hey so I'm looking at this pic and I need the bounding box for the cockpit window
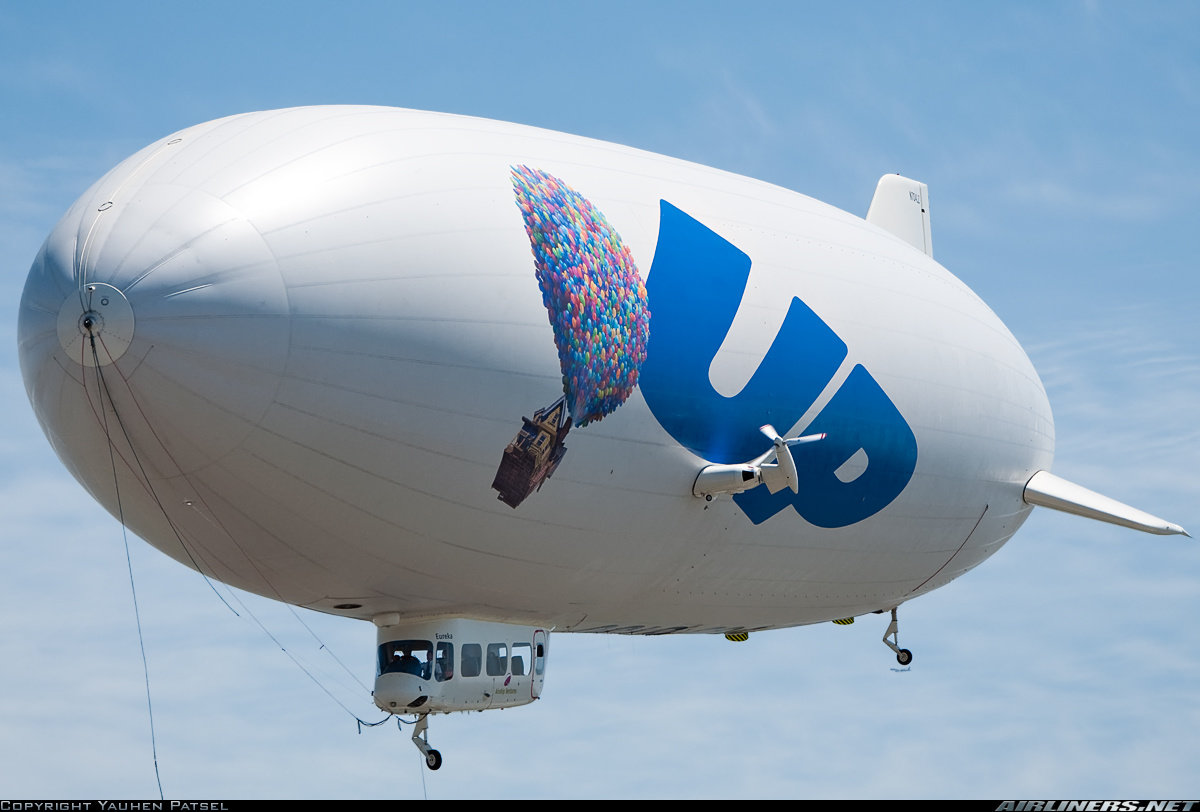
[378,639,433,679]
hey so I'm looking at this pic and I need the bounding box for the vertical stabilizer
[866,174,932,257]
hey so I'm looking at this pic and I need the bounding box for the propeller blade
[776,437,798,493]
[759,425,799,493]
[783,432,826,446]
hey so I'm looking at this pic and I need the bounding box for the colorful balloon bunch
[511,165,651,426]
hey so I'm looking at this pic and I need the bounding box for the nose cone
[18,136,291,508]
[373,672,433,711]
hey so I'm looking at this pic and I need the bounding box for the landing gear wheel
[410,713,443,770]
[881,607,915,666]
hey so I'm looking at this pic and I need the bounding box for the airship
[16,105,1187,770]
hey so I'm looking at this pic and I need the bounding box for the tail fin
[866,174,933,258]
[1023,471,1189,536]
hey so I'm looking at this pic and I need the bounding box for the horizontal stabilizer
[866,174,932,257]
[1023,471,1189,537]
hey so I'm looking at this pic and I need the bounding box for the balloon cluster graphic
[511,165,650,426]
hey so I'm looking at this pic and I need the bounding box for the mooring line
[89,333,164,800]
[85,327,384,728]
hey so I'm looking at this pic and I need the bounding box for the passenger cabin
[373,617,548,714]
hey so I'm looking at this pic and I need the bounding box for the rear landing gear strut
[411,713,442,770]
[882,607,913,666]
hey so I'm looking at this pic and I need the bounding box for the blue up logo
[639,201,918,528]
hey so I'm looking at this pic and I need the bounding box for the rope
[93,333,370,693]
[89,334,164,800]
[83,332,238,615]
[83,328,387,730]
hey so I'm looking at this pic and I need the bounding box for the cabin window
[486,642,508,676]
[535,642,546,676]
[461,643,482,678]
[434,642,454,682]
[510,642,532,676]
[378,640,433,679]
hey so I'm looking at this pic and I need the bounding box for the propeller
[692,426,826,500]
[759,425,826,494]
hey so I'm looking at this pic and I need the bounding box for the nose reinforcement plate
[56,283,135,367]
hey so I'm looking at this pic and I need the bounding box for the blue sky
[1,1,1197,799]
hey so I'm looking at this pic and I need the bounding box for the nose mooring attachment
[56,283,135,367]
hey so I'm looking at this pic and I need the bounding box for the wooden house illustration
[492,396,571,508]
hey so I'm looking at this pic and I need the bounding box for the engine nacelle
[372,616,548,714]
